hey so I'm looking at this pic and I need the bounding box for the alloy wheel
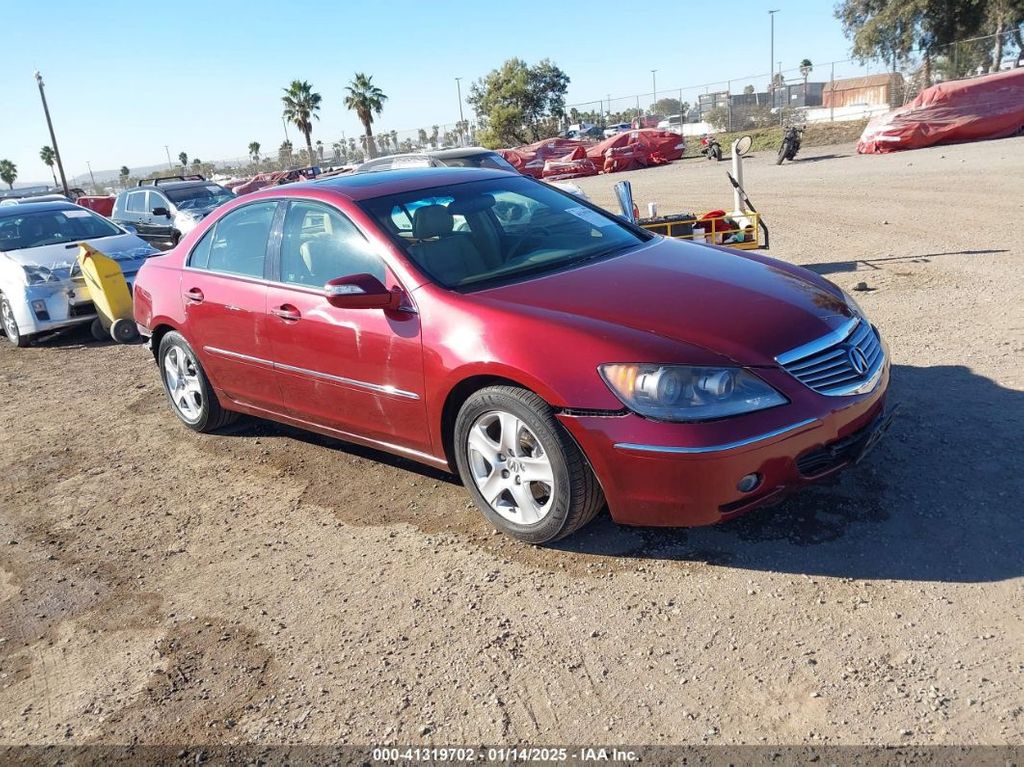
[1,299,19,343]
[466,410,555,525]
[163,345,203,422]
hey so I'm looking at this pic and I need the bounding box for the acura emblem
[848,346,869,376]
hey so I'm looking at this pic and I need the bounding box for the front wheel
[157,331,236,432]
[710,144,723,162]
[1,296,32,348]
[776,140,790,165]
[454,386,604,543]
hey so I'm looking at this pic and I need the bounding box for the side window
[190,201,277,278]
[148,191,168,213]
[126,192,146,213]
[279,201,386,288]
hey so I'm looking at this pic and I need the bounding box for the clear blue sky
[2,0,860,183]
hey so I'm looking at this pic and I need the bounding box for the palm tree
[0,159,16,189]
[417,128,428,148]
[281,80,322,171]
[344,73,387,158]
[39,146,57,187]
[315,139,324,164]
[178,152,188,172]
[119,166,130,188]
[799,59,813,95]
[248,141,261,165]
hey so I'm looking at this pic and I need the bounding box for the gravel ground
[0,137,1022,748]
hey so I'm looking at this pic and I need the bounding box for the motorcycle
[776,125,804,164]
[700,134,723,162]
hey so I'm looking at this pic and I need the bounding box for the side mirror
[152,207,170,217]
[324,273,401,310]
[614,180,637,224]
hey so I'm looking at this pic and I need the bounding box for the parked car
[657,114,684,135]
[111,175,234,248]
[134,167,892,543]
[0,201,157,347]
[602,122,632,138]
[354,147,519,174]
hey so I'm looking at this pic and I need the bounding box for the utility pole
[164,145,173,170]
[86,161,97,191]
[282,116,289,142]
[769,9,780,101]
[34,72,69,197]
[651,69,657,110]
[455,77,466,146]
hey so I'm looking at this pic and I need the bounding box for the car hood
[476,238,855,366]
[1,233,158,279]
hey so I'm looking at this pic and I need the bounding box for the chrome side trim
[274,361,420,400]
[202,345,420,401]
[204,345,274,368]
[775,317,859,366]
[613,417,818,455]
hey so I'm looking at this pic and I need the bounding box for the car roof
[427,147,495,159]
[0,200,81,218]
[292,166,512,201]
[131,180,212,192]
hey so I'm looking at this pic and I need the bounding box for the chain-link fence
[562,30,1020,137]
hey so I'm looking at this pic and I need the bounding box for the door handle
[183,288,204,303]
[271,305,301,321]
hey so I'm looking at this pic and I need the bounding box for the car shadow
[805,249,1008,276]
[794,153,849,163]
[551,363,1024,584]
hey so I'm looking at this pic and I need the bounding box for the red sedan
[133,167,891,543]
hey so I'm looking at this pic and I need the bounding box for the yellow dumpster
[77,243,139,343]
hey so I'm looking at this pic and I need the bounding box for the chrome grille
[776,318,884,396]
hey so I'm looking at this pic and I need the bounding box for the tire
[454,386,604,544]
[776,140,790,165]
[0,296,32,348]
[170,230,181,248]
[711,145,722,162]
[90,318,108,342]
[110,318,139,344]
[157,331,237,432]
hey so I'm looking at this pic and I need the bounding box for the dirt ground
[1,137,1022,749]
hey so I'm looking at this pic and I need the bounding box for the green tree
[799,58,814,90]
[344,73,387,158]
[119,166,130,188]
[389,130,399,153]
[39,146,57,187]
[743,84,756,95]
[467,58,570,147]
[0,159,16,189]
[282,80,322,171]
[178,152,188,172]
[248,141,261,165]
[650,97,683,116]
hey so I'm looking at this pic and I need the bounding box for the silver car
[0,201,157,347]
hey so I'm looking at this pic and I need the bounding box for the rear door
[182,200,284,412]
[264,199,429,454]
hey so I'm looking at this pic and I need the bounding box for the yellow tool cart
[76,243,139,343]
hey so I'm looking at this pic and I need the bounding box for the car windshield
[165,185,235,210]
[359,176,648,290]
[439,153,517,172]
[0,208,123,251]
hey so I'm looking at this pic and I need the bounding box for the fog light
[737,473,762,493]
[31,299,50,320]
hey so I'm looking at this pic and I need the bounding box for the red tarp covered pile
[857,68,1024,154]
[586,129,686,173]
[497,138,588,178]
[498,129,686,179]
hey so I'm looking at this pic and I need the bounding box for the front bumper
[557,362,891,527]
[13,281,96,336]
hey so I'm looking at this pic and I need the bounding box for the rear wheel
[90,318,108,342]
[710,144,722,161]
[157,331,236,432]
[776,140,790,165]
[1,296,32,348]
[454,386,604,544]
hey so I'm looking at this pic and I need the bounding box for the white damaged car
[0,201,158,347]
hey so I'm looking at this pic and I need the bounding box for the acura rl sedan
[133,167,892,543]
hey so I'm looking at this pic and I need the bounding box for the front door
[264,200,430,455]
[182,199,283,412]
[147,190,175,242]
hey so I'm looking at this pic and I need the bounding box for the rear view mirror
[152,207,170,217]
[324,273,401,310]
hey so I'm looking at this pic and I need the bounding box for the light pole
[651,69,657,110]
[34,72,69,197]
[455,77,466,146]
[769,9,780,101]
[282,116,290,142]
[164,145,173,170]
[86,161,97,191]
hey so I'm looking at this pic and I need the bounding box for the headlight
[599,363,786,422]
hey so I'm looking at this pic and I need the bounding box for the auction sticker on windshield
[565,206,616,228]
